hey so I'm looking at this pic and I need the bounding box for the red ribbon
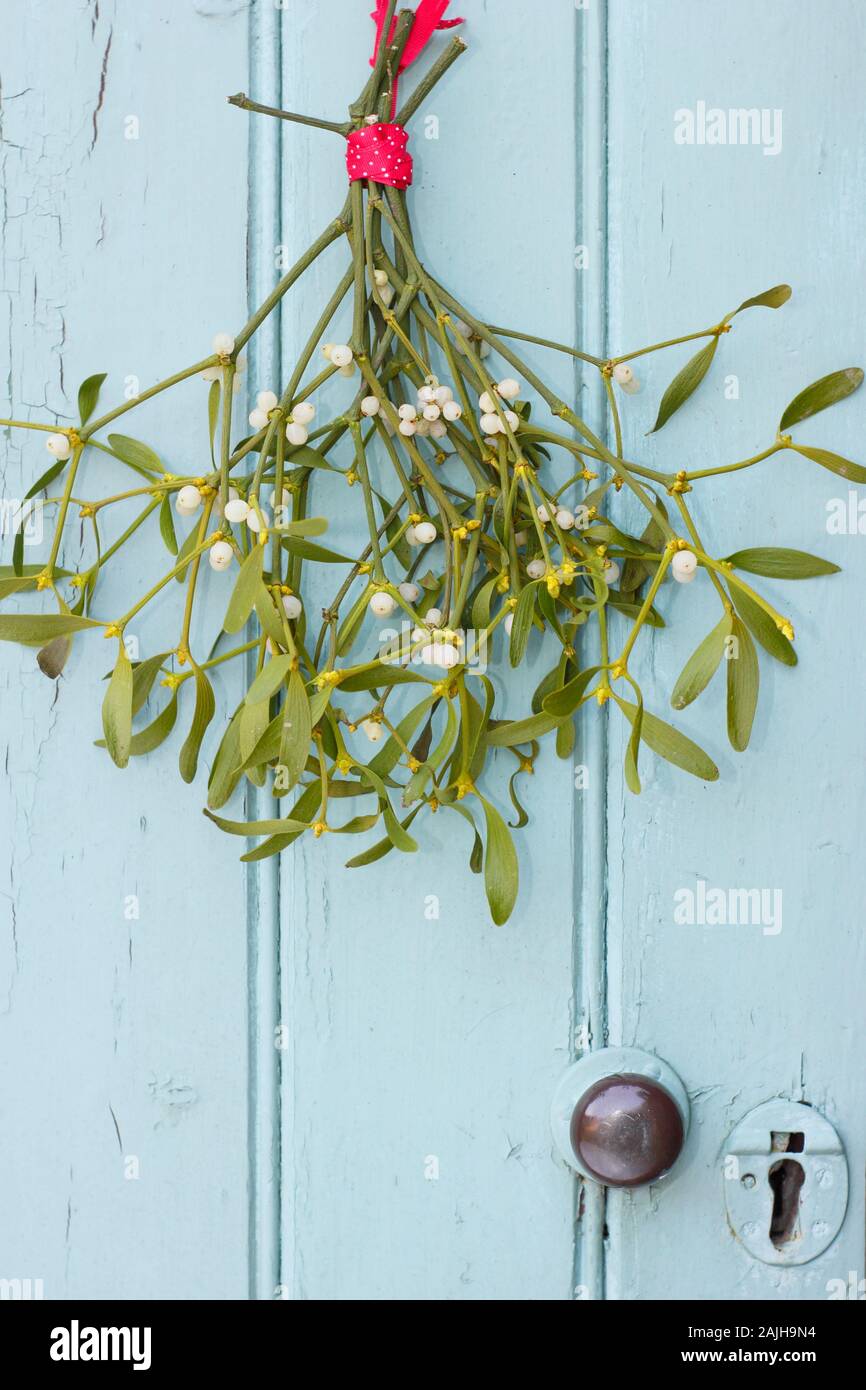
[346,122,413,190]
[347,4,464,189]
[369,1,464,76]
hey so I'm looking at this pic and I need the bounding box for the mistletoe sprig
[1,3,863,924]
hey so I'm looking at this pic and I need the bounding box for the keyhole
[768,1159,806,1247]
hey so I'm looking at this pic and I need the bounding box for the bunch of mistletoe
[1,2,863,924]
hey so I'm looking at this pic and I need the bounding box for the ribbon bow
[370,1,464,74]
[347,2,464,189]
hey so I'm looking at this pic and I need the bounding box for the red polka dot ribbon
[346,122,413,190]
[370,0,464,77]
[347,3,464,189]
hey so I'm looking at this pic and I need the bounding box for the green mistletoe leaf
[78,373,107,427]
[671,614,732,710]
[727,617,759,753]
[615,696,719,782]
[178,660,215,783]
[731,283,792,315]
[779,368,864,432]
[102,641,134,768]
[724,547,839,579]
[729,587,796,666]
[791,445,866,485]
[479,795,519,926]
[0,613,101,643]
[649,339,718,433]
[224,543,264,633]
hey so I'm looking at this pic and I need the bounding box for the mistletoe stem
[227,92,350,136]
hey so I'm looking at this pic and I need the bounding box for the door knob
[551,1047,690,1187]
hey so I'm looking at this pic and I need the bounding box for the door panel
[602,0,866,1300]
[275,0,580,1302]
[0,0,251,1299]
[2,0,862,1302]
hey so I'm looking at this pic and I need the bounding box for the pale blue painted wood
[4,0,862,1304]
[274,0,579,1300]
[0,0,252,1298]
[601,0,866,1299]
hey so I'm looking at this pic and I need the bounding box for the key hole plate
[723,1100,847,1267]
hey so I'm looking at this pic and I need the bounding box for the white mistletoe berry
[536,504,551,523]
[213,331,235,356]
[479,390,497,414]
[429,420,447,439]
[405,524,420,546]
[527,559,546,579]
[604,560,621,585]
[480,412,501,434]
[613,362,641,394]
[420,642,459,669]
[413,521,437,545]
[373,268,389,288]
[503,410,520,430]
[398,403,418,421]
[399,582,421,603]
[417,384,437,405]
[370,591,397,618]
[399,419,417,437]
[361,719,384,743]
[213,485,239,516]
[257,390,278,412]
[248,407,269,431]
[45,433,72,459]
[247,507,268,532]
[286,421,309,447]
[555,507,576,530]
[360,396,381,417]
[424,606,444,627]
[282,593,303,620]
[671,550,698,583]
[434,385,453,407]
[292,401,315,425]
[329,344,353,369]
[209,541,234,571]
[497,377,521,400]
[453,319,472,352]
[442,400,462,421]
[422,403,441,421]
[175,484,202,515]
[224,497,250,524]
[504,612,514,635]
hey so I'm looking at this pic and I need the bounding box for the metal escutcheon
[723,1098,848,1266]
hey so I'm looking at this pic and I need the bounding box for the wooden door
[2,0,862,1302]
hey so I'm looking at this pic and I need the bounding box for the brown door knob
[569,1074,684,1187]
[551,1048,690,1187]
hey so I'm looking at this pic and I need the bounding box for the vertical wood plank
[275,0,580,1300]
[245,0,283,1303]
[602,0,866,1299]
[0,0,252,1298]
